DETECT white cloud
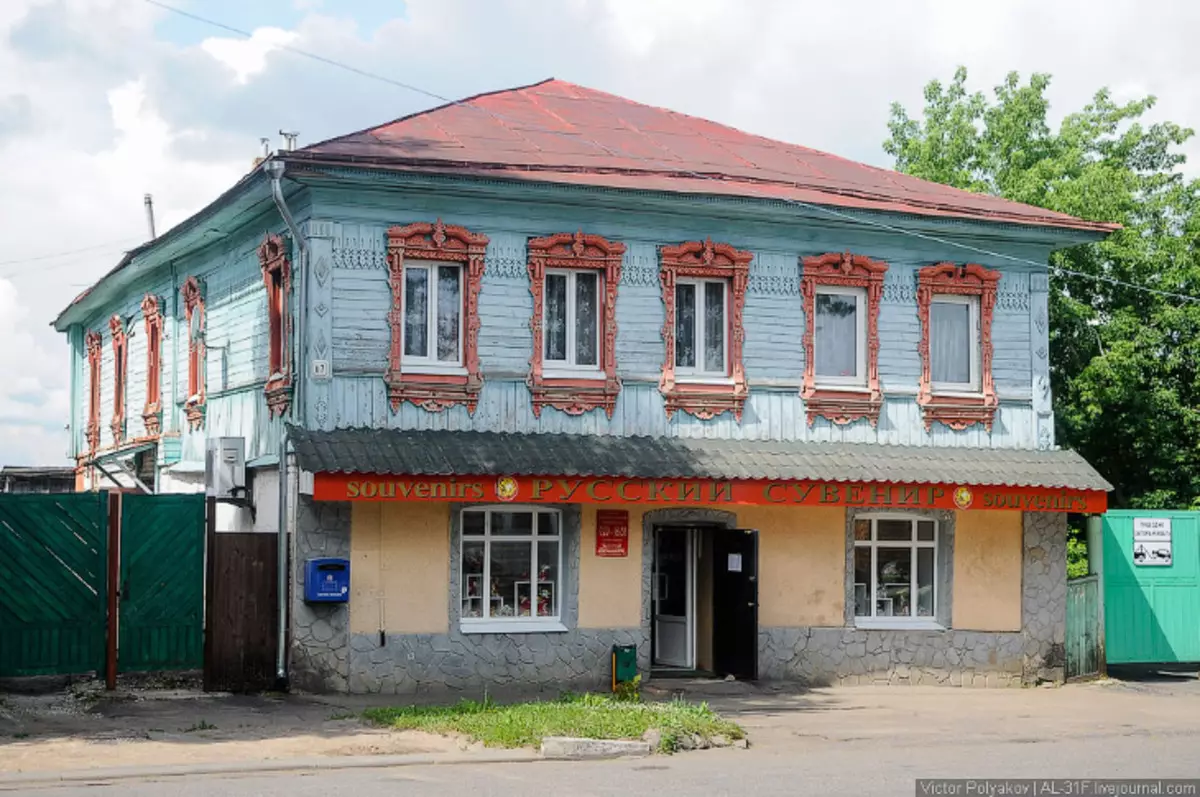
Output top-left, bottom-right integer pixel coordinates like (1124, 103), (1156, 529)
(200, 27), (299, 85)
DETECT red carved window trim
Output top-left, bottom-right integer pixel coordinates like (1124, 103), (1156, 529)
(141, 294), (163, 437)
(85, 330), (102, 454)
(385, 219), (489, 414)
(917, 262), (1001, 431)
(800, 252), (888, 426)
(258, 233), (293, 418)
(526, 231), (625, 417)
(659, 239), (752, 421)
(109, 314), (128, 445)
(181, 276), (206, 430)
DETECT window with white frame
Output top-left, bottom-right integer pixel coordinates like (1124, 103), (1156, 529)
(460, 507), (561, 624)
(814, 286), (866, 385)
(853, 516), (937, 621)
(675, 278), (727, 377)
(930, 294), (980, 392)
(543, 270), (600, 371)
(402, 260), (462, 368)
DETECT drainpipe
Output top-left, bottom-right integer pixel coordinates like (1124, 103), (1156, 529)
(266, 158), (309, 689)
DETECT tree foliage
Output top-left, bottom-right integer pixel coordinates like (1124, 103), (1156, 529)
(885, 67), (1200, 510)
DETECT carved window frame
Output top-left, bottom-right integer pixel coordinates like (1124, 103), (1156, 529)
(258, 233), (293, 418)
(385, 219), (488, 414)
(527, 231), (625, 418)
(800, 252), (888, 426)
(141, 294), (163, 437)
(109, 314), (128, 445)
(181, 276), (206, 431)
(85, 330), (102, 455)
(659, 238), (752, 421)
(917, 262), (1000, 431)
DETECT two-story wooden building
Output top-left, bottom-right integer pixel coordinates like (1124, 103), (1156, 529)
(55, 79), (1114, 692)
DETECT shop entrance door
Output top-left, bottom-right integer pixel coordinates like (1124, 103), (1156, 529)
(652, 527), (694, 669)
(713, 528), (759, 680)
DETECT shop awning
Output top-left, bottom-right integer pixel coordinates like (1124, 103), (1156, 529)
(288, 426), (1111, 492)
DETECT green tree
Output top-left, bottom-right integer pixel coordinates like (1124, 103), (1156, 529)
(885, 67), (1200, 511)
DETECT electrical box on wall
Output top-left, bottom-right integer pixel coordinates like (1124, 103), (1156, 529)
(205, 437), (246, 499)
(304, 557), (350, 603)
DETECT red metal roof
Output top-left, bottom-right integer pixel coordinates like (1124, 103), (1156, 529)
(291, 78), (1116, 235)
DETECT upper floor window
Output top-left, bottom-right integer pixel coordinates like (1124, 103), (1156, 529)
(109, 314), (128, 445)
(527, 231), (624, 418)
(386, 220), (488, 414)
(917, 263), (1000, 431)
(659, 239), (752, 421)
(853, 515), (938, 624)
(258, 233), (293, 418)
(181, 276), (206, 430)
(674, 278), (726, 378)
(800, 252), (888, 427)
(141, 294), (163, 437)
(85, 330), (102, 454)
(813, 286), (866, 386)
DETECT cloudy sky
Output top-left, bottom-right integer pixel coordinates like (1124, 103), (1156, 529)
(1, 0), (1198, 466)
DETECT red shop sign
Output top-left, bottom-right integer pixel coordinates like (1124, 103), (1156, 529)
(596, 510), (630, 558)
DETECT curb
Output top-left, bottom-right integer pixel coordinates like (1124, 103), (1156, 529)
(540, 737), (652, 760)
(0, 750), (541, 789)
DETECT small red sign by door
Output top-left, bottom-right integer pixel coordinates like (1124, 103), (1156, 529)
(596, 510), (630, 558)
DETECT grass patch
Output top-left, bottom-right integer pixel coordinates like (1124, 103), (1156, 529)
(363, 693), (742, 753)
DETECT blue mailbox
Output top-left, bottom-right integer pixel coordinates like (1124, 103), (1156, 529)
(304, 557), (350, 603)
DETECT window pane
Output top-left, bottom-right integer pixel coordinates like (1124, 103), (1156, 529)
(853, 546), (871, 616)
(536, 541), (559, 617)
(815, 292), (859, 379)
(545, 274), (567, 362)
(854, 519), (871, 541)
(917, 547), (935, 617)
(931, 301), (971, 384)
(575, 272), (599, 366)
(537, 511), (559, 537)
(876, 548), (912, 618)
(462, 512), (485, 536)
(462, 541), (485, 618)
(490, 541), (534, 618)
(876, 519), (913, 541)
(436, 266), (460, 362)
(675, 283), (696, 368)
(492, 511), (533, 536)
(704, 281), (725, 373)
(917, 521), (935, 542)
(403, 268), (428, 358)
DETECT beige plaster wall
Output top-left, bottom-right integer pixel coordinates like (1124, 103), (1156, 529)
(746, 505), (846, 627)
(578, 505), (644, 628)
(952, 510), (1023, 632)
(349, 502), (450, 635)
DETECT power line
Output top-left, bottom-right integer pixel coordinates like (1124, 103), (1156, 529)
(147, 0), (1200, 306)
(0, 238), (140, 268)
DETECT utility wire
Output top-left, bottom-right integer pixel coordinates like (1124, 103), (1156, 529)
(0, 238), (140, 268)
(147, 0), (1200, 305)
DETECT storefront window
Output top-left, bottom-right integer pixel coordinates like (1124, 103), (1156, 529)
(461, 507), (561, 624)
(853, 516), (937, 623)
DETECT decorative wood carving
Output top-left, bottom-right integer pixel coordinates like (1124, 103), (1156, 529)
(917, 262), (1001, 431)
(141, 293), (163, 437)
(85, 330), (102, 454)
(258, 233), (293, 418)
(526, 231), (625, 417)
(800, 252), (889, 426)
(658, 239), (752, 420)
(109, 314), (127, 445)
(181, 276), (206, 431)
(385, 220), (488, 413)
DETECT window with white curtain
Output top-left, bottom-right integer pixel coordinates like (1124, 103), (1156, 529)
(814, 286), (866, 385)
(930, 295), (980, 391)
(402, 260), (462, 370)
(675, 278), (727, 377)
(544, 270), (601, 371)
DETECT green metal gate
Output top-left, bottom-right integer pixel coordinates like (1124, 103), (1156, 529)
(1066, 575), (1101, 679)
(1103, 511), (1200, 665)
(0, 492), (109, 677)
(118, 493), (205, 671)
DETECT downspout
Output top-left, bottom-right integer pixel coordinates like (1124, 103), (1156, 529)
(267, 158), (309, 689)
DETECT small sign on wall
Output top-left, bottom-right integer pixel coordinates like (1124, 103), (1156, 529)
(595, 510), (630, 558)
(1133, 517), (1172, 566)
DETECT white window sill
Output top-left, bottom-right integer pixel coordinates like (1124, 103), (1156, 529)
(400, 364), (468, 377)
(813, 382), (869, 392)
(459, 620), (568, 635)
(674, 374), (735, 385)
(542, 368), (604, 381)
(929, 388), (985, 399)
(854, 618), (945, 631)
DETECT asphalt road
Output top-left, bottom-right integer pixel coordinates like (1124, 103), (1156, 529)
(26, 731), (1200, 797)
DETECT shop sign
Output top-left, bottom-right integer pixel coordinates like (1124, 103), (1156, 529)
(1132, 517), (1172, 566)
(595, 510), (630, 557)
(314, 473), (1107, 513)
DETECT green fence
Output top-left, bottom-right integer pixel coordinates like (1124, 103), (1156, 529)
(1065, 575), (1101, 679)
(0, 492), (110, 677)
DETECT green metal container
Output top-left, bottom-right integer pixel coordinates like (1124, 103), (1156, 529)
(612, 644), (638, 688)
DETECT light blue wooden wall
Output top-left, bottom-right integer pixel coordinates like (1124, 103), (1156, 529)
(311, 184), (1049, 448)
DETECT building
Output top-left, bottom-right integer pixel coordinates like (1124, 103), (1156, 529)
(0, 466), (75, 494)
(53, 79), (1114, 692)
